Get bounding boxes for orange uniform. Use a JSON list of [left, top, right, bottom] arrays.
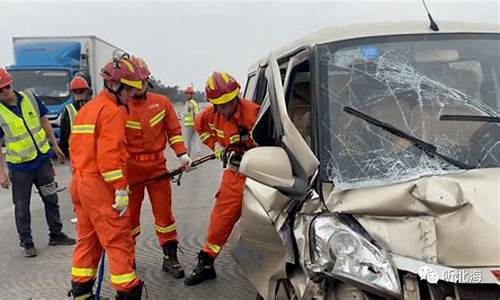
[[69, 90, 139, 292], [125, 92, 187, 246], [195, 99, 260, 257]]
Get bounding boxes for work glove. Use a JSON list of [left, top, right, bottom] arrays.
[[178, 153, 192, 171], [113, 188, 129, 217], [214, 143, 224, 160]]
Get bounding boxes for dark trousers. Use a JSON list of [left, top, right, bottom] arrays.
[[9, 159, 63, 247]]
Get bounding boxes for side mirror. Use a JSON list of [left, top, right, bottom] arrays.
[[240, 146, 294, 189]]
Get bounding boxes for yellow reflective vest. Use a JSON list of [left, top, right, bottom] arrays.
[[184, 99, 199, 127], [0, 91, 50, 164], [65, 103, 78, 128]]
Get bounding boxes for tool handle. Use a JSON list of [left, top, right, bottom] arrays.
[[130, 153, 217, 187]]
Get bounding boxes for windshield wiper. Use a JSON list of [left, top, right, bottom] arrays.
[[440, 114, 500, 123], [343, 106, 475, 170]]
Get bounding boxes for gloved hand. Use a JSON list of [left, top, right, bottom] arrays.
[[113, 189, 129, 217], [214, 143, 224, 160], [178, 153, 192, 171]]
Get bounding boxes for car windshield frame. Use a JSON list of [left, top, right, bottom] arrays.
[[315, 32, 500, 189]]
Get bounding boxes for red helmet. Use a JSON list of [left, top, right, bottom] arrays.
[[131, 56, 151, 81], [70, 76, 89, 90], [184, 86, 194, 95], [205, 71, 240, 105], [0, 68, 13, 89], [100, 56, 142, 89]]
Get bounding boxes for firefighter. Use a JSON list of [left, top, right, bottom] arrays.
[[184, 71, 260, 286], [68, 55, 144, 299], [59, 75, 92, 157], [125, 56, 191, 278], [0, 67, 75, 258], [183, 86, 200, 157]]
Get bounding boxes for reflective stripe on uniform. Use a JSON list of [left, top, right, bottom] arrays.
[[229, 134, 240, 144], [125, 120, 141, 130], [215, 128, 225, 138], [155, 223, 176, 234], [199, 132, 211, 142], [72, 124, 95, 134], [6, 147, 35, 158], [4, 127, 42, 143], [71, 267, 97, 278], [206, 243, 221, 254], [75, 293, 93, 300], [131, 225, 141, 236], [208, 123, 215, 130], [168, 135, 184, 145], [101, 169, 124, 182], [4, 134, 48, 157], [149, 109, 165, 127], [110, 271, 137, 285]]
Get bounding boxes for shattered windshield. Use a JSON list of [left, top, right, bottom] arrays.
[[317, 33, 500, 189]]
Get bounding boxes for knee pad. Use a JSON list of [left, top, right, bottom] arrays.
[[39, 180, 57, 197]]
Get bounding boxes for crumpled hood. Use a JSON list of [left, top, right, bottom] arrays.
[[325, 168, 500, 267]]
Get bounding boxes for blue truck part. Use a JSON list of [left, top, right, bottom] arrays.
[[7, 41, 83, 141]]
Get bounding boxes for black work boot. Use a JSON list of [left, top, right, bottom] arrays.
[[184, 251, 216, 286], [115, 280, 144, 300], [68, 280, 94, 299], [162, 241, 185, 278], [49, 232, 76, 246]]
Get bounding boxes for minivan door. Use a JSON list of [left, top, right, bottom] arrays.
[[267, 51, 319, 182]]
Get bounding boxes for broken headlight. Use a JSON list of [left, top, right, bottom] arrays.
[[309, 213, 401, 297]]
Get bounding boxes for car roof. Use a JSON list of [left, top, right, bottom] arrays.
[[248, 21, 500, 73]]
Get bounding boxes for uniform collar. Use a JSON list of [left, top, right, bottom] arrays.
[[100, 89, 119, 105]]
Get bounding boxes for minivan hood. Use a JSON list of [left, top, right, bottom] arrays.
[[325, 168, 500, 267]]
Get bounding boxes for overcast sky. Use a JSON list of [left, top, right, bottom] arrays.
[[1, 0, 499, 91]]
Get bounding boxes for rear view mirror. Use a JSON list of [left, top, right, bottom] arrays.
[[240, 147, 294, 189]]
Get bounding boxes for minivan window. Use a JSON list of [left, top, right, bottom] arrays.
[[244, 73, 257, 99], [317, 33, 500, 189]]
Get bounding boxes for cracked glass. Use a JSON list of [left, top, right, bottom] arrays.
[[317, 33, 500, 189]]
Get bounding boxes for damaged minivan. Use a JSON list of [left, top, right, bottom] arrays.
[[227, 22, 500, 299]]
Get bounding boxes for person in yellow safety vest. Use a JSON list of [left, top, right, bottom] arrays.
[[59, 75, 92, 158], [183, 86, 200, 158], [0, 67, 75, 258]]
